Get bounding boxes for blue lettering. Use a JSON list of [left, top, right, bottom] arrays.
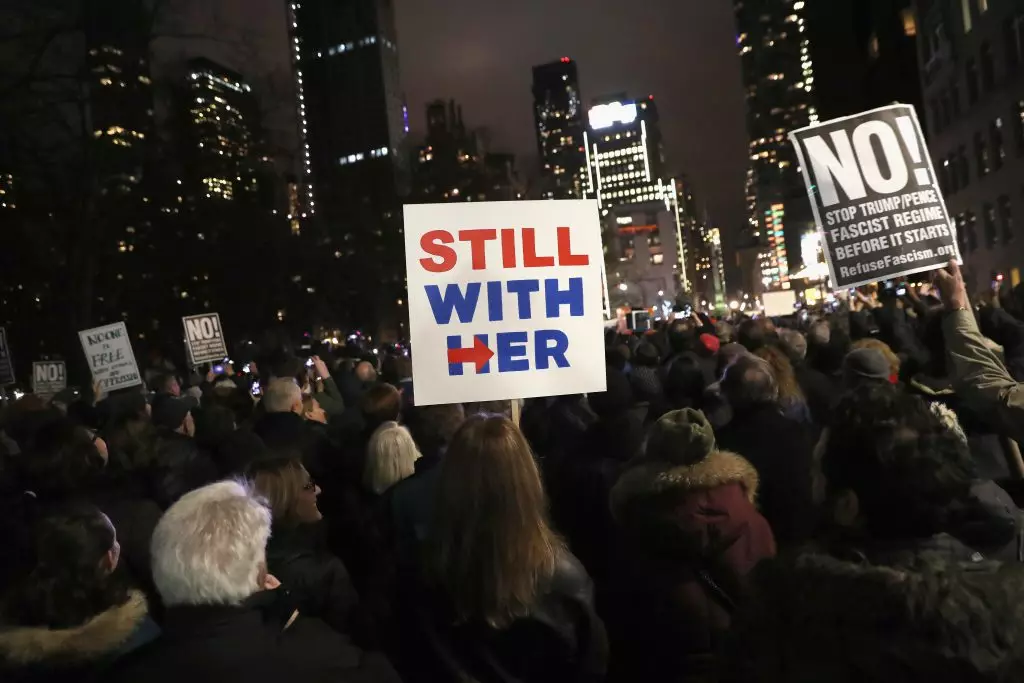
[[446, 335, 465, 376], [426, 283, 481, 324], [535, 329, 570, 369], [487, 281, 504, 322], [497, 332, 530, 372], [506, 279, 541, 320], [544, 277, 584, 318]]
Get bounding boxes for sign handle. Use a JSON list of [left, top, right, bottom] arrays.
[[510, 398, 521, 427]]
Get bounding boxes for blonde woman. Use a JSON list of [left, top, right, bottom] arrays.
[[363, 422, 420, 496], [422, 415, 608, 682]]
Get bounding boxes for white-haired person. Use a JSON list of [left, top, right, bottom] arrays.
[[106, 480, 400, 683], [364, 422, 421, 497], [253, 378, 336, 485]]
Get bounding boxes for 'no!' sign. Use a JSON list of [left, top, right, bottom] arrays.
[[404, 200, 607, 406], [182, 313, 228, 366]]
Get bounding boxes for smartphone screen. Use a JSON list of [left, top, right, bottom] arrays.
[[212, 364, 225, 375]]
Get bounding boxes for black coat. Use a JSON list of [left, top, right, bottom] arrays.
[[716, 404, 817, 546], [416, 552, 608, 683], [793, 361, 838, 426], [106, 592, 400, 683], [265, 522, 360, 636], [147, 430, 219, 509], [253, 412, 337, 482]]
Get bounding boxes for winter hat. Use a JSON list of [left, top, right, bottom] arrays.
[[843, 348, 890, 382], [645, 408, 716, 466], [699, 333, 721, 355]]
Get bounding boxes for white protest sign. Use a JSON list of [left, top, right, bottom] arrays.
[[789, 104, 959, 289], [404, 200, 607, 406], [182, 313, 228, 365], [78, 322, 142, 390], [762, 290, 797, 318], [0, 327, 14, 385], [32, 361, 66, 397]]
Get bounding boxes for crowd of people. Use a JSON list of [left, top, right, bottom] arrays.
[[3, 260, 1024, 681]]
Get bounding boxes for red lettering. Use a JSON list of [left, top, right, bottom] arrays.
[[556, 227, 589, 266], [522, 228, 555, 267], [501, 229, 517, 268], [419, 230, 456, 273], [458, 229, 497, 270]]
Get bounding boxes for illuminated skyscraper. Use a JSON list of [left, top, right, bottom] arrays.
[[532, 58, 586, 198], [183, 58, 259, 202], [734, 0, 819, 291]]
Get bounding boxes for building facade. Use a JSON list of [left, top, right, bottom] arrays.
[[532, 58, 586, 199], [733, 0, 820, 292], [916, 0, 1024, 291], [287, 0, 409, 331]]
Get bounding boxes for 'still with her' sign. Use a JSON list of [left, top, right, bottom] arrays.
[[789, 104, 960, 289], [403, 200, 607, 407]]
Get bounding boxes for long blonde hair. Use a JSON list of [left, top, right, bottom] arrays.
[[756, 345, 805, 405], [426, 415, 563, 628]]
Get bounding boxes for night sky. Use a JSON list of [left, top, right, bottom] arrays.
[[166, 0, 747, 238]]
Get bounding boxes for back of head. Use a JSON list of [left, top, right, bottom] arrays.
[[724, 553, 1024, 683], [355, 361, 378, 383], [821, 384, 973, 539], [427, 415, 561, 627], [3, 502, 127, 629], [715, 320, 734, 345], [150, 480, 271, 607], [842, 347, 893, 390], [588, 367, 635, 419], [406, 403, 466, 460], [755, 345, 804, 404], [22, 417, 105, 500], [721, 355, 778, 414], [262, 378, 302, 414], [248, 456, 309, 527], [777, 328, 808, 363], [737, 318, 772, 353], [364, 421, 421, 495], [633, 342, 660, 368], [667, 318, 698, 354], [360, 383, 401, 427]]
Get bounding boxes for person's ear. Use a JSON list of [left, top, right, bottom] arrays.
[[293, 399, 303, 415], [832, 489, 860, 528]]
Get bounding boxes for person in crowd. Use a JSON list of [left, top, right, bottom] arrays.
[[249, 456, 359, 636], [18, 417, 162, 588], [778, 328, 835, 425], [150, 373, 181, 398], [755, 345, 810, 424], [716, 355, 816, 546], [309, 355, 346, 417], [338, 360, 379, 409], [714, 320, 734, 346], [737, 318, 774, 353], [106, 481, 400, 683], [302, 395, 328, 424], [722, 552, 1024, 683], [390, 404, 467, 566], [148, 394, 218, 509], [337, 383, 403, 484], [606, 409, 775, 683], [363, 422, 420, 497], [0, 503, 159, 682], [664, 316, 715, 387], [629, 342, 665, 419], [850, 337, 900, 380], [254, 378, 334, 482], [418, 415, 608, 683], [840, 347, 894, 391]]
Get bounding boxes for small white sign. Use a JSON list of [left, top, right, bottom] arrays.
[[78, 322, 142, 391], [182, 313, 228, 365], [762, 291, 797, 318], [404, 200, 607, 406], [32, 361, 67, 397]]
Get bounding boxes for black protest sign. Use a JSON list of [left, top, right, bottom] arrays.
[[32, 361, 66, 397], [789, 104, 959, 289], [0, 327, 14, 385], [182, 313, 228, 365]]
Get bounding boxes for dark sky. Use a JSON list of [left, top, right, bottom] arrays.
[[167, 0, 748, 234]]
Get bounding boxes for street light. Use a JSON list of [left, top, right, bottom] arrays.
[[618, 283, 628, 291], [658, 289, 664, 297]]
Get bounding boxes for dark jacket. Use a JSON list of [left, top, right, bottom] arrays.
[[265, 522, 360, 635], [253, 412, 336, 482], [716, 404, 816, 546], [106, 592, 400, 683], [148, 430, 219, 510], [389, 460, 442, 569], [606, 451, 776, 683], [0, 591, 158, 683], [792, 360, 837, 426], [416, 551, 608, 683]]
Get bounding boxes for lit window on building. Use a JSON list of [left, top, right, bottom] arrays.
[[203, 177, 233, 200]]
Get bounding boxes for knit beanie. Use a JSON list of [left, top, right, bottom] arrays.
[[645, 408, 716, 466]]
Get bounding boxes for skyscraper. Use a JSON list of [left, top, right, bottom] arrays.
[[287, 0, 408, 330], [532, 58, 586, 199], [182, 58, 260, 203], [734, 0, 820, 292]]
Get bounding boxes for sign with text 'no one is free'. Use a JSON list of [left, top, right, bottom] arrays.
[[79, 322, 142, 391], [789, 104, 960, 289], [404, 200, 607, 406], [183, 313, 228, 365]]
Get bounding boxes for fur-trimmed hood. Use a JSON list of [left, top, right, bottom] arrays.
[[0, 590, 148, 666], [610, 450, 760, 521]]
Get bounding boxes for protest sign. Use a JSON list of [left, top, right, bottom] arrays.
[[78, 322, 142, 390], [182, 313, 228, 365], [404, 200, 607, 406], [762, 290, 797, 318], [32, 361, 66, 397], [789, 104, 959, 289], [0, 327, 14, 385]]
